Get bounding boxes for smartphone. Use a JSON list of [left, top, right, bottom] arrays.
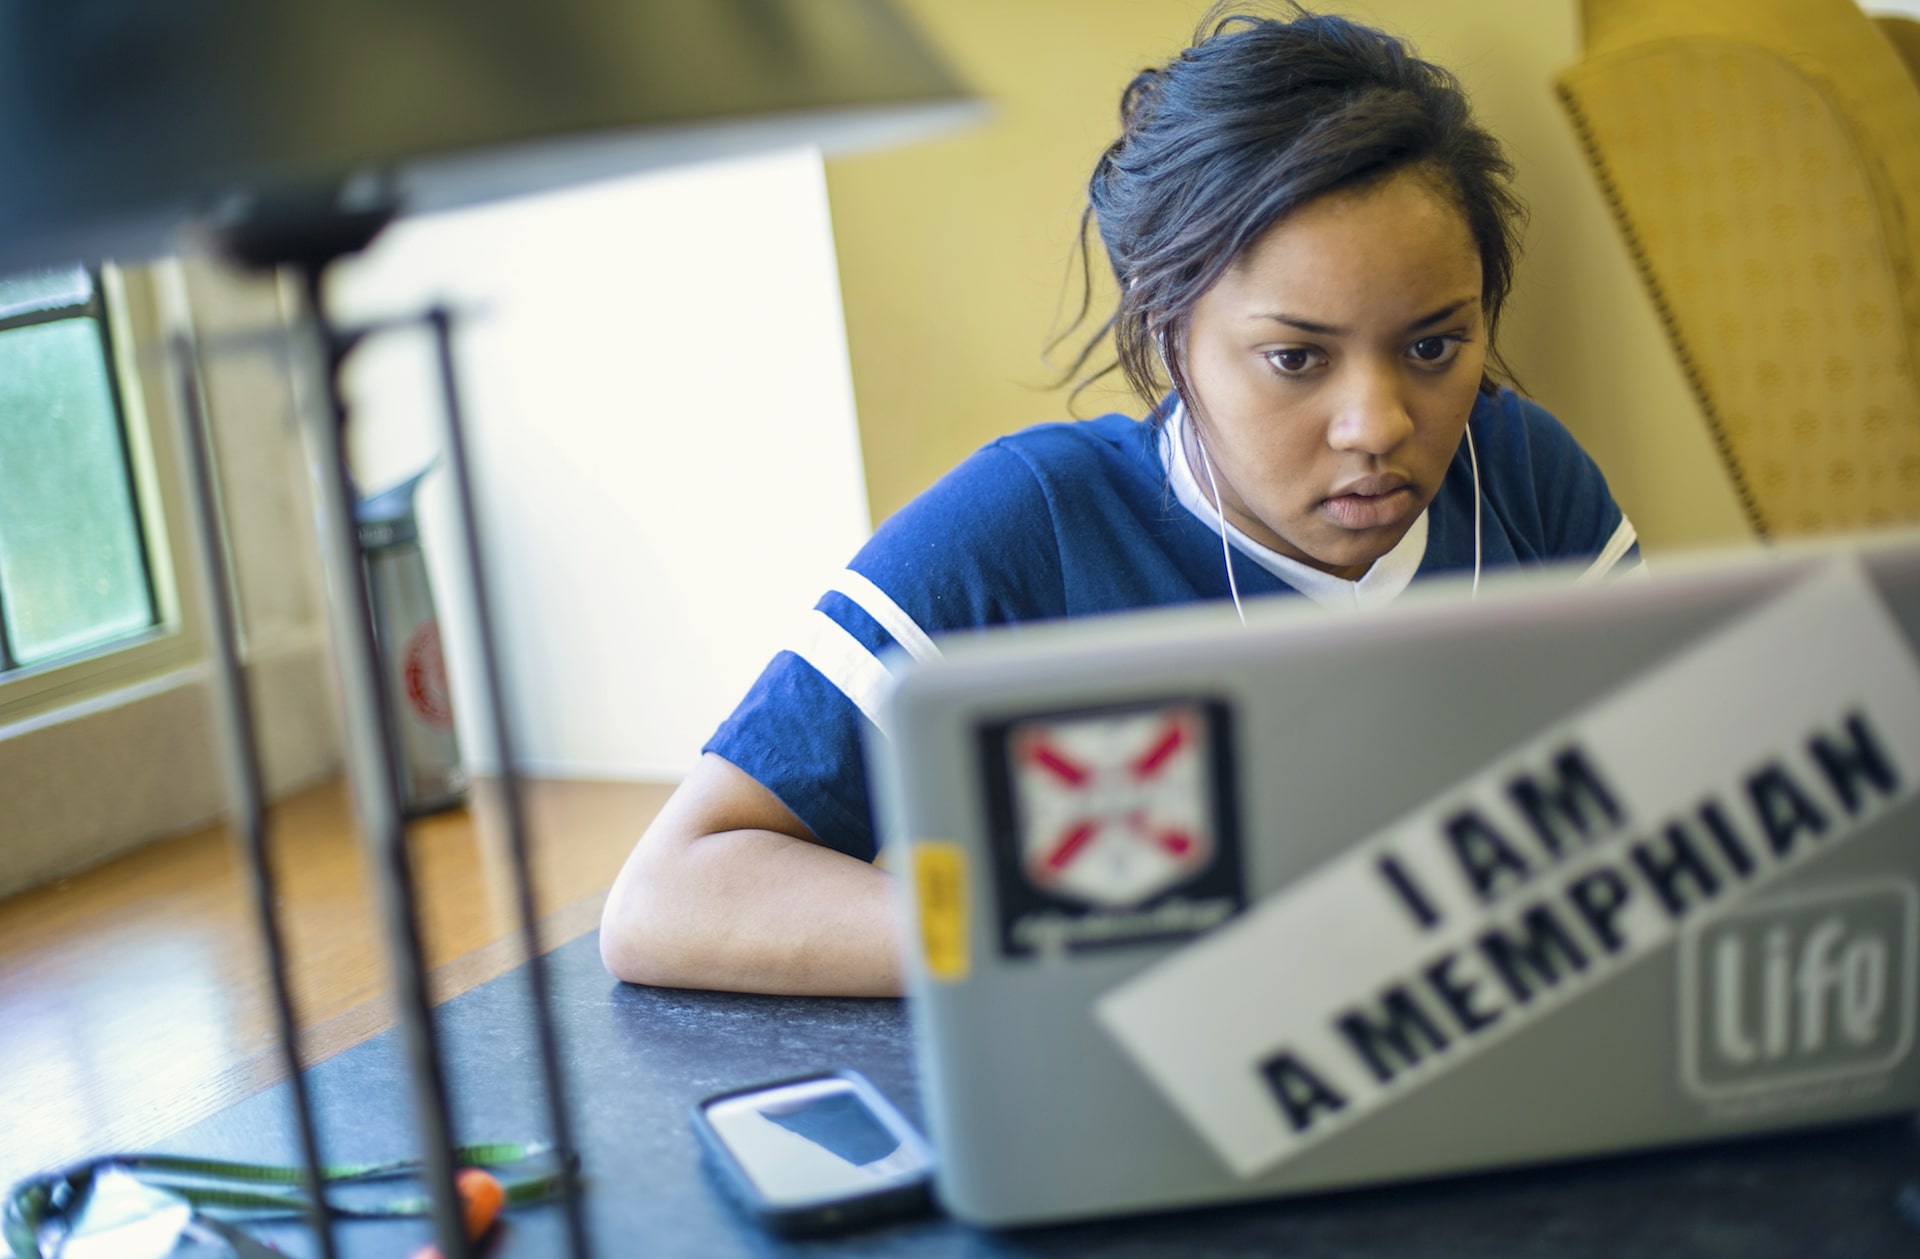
[[692, 1069, 937, 1236]]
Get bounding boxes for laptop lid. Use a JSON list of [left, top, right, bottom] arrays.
[[869, 535, 1920, 1226]]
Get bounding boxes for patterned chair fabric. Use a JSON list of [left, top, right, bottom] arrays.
[[1556, 0, 1920, 536]]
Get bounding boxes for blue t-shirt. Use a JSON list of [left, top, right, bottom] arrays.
[[708, 388, 1639, 859]]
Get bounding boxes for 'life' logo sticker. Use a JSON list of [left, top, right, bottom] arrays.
[[980, 698, 1243, 957], [1680, 879, 1917, 1103]]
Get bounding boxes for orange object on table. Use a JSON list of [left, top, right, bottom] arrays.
[[408, 1167, 506, 1259]]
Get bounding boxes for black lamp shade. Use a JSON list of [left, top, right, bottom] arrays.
[[0, 0, 978, 271]]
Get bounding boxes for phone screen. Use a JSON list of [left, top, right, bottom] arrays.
[[700, 1074, 931, 1208]]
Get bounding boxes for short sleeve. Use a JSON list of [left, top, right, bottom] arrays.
[[1474, 391, 1643, 579], [706, 441, 1067, 861]]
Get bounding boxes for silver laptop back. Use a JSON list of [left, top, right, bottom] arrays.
[[870, 538, 1920, 1226]]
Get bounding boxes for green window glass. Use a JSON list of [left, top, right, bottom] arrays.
[[0, 267, 156, 670]]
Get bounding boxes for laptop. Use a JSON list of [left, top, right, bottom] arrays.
[[866, 533, 1920, 1227]]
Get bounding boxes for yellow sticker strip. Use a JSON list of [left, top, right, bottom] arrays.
[[912, 841, 970, 982]]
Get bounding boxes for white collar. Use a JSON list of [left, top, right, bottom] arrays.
[[1160, 404, 1427, 612]]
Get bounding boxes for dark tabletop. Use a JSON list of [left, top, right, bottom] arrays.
[[158, 931, 1919, 1258]]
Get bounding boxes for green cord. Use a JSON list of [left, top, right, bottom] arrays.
[[5, 1141, 574, 1259], [75, 1141, 552, 1186]]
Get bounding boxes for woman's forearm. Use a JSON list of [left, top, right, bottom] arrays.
[[600, 756, 904, 996]]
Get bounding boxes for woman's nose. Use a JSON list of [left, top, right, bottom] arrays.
[[1325, 362, 1414, 455]]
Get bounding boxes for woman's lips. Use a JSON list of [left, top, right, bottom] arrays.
[[1321, 482, 1415, 529]]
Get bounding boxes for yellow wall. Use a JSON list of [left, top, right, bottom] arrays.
[[824, 0, 1756, 554]]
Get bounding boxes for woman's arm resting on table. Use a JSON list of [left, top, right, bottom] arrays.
[[599, 752, 903, 997]]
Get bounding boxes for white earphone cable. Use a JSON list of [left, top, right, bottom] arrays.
[[1465, 418, 1482, 598], [1193, 424, 1249, 627]]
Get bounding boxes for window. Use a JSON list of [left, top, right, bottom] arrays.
[[0, 266, 159, 675], [0, 258, 341, 899], [0, 264, 198, 731]]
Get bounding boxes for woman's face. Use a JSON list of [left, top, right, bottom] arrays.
[[1179, 169, 1488, 581]]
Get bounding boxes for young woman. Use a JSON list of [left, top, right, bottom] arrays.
[[600, 6, 1640, 996]]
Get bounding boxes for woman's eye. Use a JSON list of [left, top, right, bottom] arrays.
[[1264, 347, 1319, 375], [1409, 336, 1462, 366]]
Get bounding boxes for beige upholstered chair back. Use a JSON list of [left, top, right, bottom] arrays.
[[1556, 0, 1920, 536], [1876, 14, 1920, 84]]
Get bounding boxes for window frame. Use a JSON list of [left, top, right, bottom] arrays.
[[0, 264, 203, 726]]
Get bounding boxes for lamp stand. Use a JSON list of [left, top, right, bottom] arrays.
[[194, 198, 589, 1259], [167, 326, 337, 1259]]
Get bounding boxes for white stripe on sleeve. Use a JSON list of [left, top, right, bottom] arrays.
[[788, 609, 896, 735], [1576, 517, 1640, 585], [830, 568, 942, 662]]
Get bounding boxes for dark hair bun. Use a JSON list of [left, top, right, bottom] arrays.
[[1057, 4, 1526, 411]]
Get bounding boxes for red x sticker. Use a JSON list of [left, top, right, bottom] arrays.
[[1009, 703, 1217, 909]]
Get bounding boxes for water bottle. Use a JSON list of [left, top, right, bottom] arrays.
[[356, 465, 468, 816]]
